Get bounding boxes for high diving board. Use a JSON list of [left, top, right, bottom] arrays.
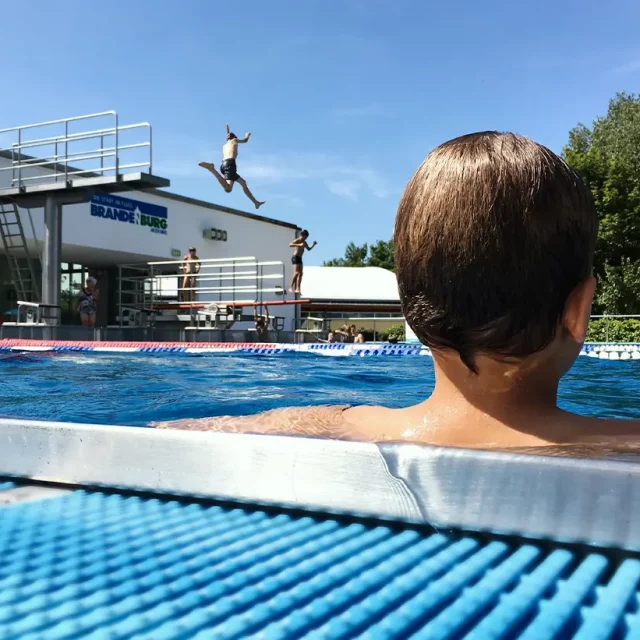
[[0, 110, 171, 320], [0, 110, 169, 206], [0, 172, 169, 206]]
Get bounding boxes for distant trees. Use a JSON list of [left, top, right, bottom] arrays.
[[327, 93, 640, 316], [563, 92, 640, 313], [324, 239, 394, 271]]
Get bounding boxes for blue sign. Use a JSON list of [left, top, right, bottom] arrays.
[[90, 194, 168, 235]]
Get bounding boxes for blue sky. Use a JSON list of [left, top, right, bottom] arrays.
[[2, 0, 640, 263]]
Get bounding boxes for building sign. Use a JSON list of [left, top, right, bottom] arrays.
[[171, 248, 182, 258], [90, 194, 168, 235]]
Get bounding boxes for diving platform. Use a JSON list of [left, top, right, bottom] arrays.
[[0, 110, 170, 325], [0, 172, 169, 206]]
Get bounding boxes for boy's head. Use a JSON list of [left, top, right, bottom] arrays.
[[301, 230, 309, 239], [227, 132, 237, 141], [395, 131, 597, 373]]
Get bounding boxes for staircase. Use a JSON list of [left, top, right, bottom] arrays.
[[0, 201, 40, 302]]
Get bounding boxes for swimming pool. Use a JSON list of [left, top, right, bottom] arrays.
[[3, 348, 640, 637], [3, 348, 640, 426]]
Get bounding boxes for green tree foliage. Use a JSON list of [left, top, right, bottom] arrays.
[[367, 239, 395, 271], [586, 318, 640, 342], [596, 258, 640, 314], [324, 239, 394, 271], [380, 323, 406, 342], [563, 92, 640, 314], [323, 241, 369, 267]]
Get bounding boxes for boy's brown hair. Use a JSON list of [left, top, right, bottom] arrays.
[[394, 131, 597, 371]]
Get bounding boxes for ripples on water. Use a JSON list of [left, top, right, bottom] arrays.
[[1, 351, 639, 427]]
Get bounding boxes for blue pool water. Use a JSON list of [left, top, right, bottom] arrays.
[[2, 351, 640, 426]]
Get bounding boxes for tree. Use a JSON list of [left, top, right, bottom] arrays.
[[563, 92, 640, 313], [596, 258, 640, 315], [324, 239, 395, 271], [367, 239, 395, 271]]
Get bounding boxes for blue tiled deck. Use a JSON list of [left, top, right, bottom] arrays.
[[0, 482, 638, 639]]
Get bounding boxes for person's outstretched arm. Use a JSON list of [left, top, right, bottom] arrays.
[[304, 240, 318, 250], [226, 123, 231, 135], [237, 132, 251, 143]]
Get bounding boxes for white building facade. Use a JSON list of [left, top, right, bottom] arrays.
[[0, 153, 301, 330]]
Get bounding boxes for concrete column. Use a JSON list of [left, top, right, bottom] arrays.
[[42, 195, 62, 312]]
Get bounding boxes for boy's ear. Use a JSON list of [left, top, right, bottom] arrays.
[[562, 276, 597, 343]]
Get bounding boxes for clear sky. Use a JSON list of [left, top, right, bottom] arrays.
[[2, 0, 639, 263]]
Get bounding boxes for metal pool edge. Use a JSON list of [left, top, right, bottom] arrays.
[[1, 418, 639, 551]]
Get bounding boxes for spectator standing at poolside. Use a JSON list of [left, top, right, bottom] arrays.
[[76, 276, 99, 328], [181, 247, 200, 303]]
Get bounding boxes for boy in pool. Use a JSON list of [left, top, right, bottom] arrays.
[[155, 132, 640, 453]]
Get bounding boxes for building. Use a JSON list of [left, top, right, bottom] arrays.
[[0, 113, 302, 335], [299, 266, 403, 339]]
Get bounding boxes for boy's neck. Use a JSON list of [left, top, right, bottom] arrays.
[[429, 351, 561, 419]]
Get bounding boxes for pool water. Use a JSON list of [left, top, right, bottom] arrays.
[[3, 351, 640, 427]]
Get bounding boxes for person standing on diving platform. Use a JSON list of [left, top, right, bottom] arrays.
[[199, 124, 265, 209], [289, 230, 317, 294]]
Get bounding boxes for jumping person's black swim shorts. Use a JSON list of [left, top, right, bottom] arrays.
[[220, 159, 239, 182], [291, 255, 303, 266]]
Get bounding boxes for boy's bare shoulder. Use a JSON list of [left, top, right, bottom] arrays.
[[563, 414, 640, 444], [153, 405, 360, 439]]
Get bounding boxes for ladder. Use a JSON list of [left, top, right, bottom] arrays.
[[0, 201, 41, 302]]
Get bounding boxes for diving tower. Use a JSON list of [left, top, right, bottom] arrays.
[[0, 111, 170, 324]]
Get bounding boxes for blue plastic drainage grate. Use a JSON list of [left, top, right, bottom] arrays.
[[0, 484, 639, 639]]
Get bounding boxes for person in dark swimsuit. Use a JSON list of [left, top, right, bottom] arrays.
[[289, 230, 317, 294], [181, 247, 201, 303], [198, 124, 265, 209], [76, 276, 99, 328]]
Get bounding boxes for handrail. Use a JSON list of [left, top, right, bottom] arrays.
[[589, 314, 640, 342], [117, 255, 288, 328], [0, 112, 153, 189], [0, 123, 151, 154], [2, 142, 150, 165], [0, 110, 117, 134], [12, 162, 150, 183], [146, 256, 256, 267], [590, 314, 640, 318]]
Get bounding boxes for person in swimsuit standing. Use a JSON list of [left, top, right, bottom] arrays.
[[289, 230, 317, 294], [199, 124, 265, 210], [76, 276, 99, 328], [181, 246, 201, 302]]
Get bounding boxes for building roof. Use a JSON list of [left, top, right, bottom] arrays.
[[0, 150, 299, 231], [301, 266, 400, 303]]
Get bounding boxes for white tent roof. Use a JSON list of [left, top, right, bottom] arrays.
[[300, 266, 400, 302]]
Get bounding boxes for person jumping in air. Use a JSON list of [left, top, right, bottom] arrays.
[[289, 230, 317, 294], [199, 124, 265, 209]]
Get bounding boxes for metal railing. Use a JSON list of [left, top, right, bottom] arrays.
[[589, 314, 640, 343], [116, 256, 288, 327], [0, 111, 153, 189]]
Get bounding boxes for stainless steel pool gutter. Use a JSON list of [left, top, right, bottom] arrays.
[[1, 418, 638, 551]]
